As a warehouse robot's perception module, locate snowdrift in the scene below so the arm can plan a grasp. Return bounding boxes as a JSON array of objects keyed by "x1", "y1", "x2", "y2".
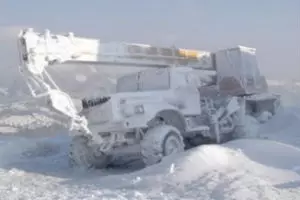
[{"x1": 0, "y1": 133, "x2": 299, "y2": 199}]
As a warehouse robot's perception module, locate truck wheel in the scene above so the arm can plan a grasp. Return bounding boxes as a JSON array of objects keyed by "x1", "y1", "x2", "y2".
[
  {"x1": 141, "y1": 125, "x2": 185, "y2": 166},
  {"x1": 69, "y1": 136, "x2": 109, "y2": 169}
]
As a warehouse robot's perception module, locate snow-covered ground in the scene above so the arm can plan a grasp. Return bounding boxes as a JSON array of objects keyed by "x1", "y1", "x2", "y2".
[{"x1": 0, "y1": 82, "x2": 299, "y2": 200}]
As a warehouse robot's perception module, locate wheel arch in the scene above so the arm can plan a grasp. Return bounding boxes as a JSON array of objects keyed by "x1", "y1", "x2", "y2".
[{"x1": 147, "y1": 109, "x2": 187, "y2": 134}]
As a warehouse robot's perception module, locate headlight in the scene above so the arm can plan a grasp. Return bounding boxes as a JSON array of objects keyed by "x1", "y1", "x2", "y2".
[
  {"x1": 134, "y1": 104, "x2": 144, "y2": 114},
  {"x1": 122, "y1": 104, "x2": 144, "y2": 117}
]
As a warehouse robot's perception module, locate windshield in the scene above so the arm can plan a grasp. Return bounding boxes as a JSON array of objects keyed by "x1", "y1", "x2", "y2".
[{"x1": 116, "y1": 68, "x2": 170, "y2": 92}]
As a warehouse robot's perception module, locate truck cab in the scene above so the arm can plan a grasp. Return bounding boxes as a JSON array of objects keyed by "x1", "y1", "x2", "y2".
[
  {"x1": 81, "y1": 67, "x2": 202, "y2": 135},
  {"x1": 116, "y1": 67, "x2": 202, "y2": 115}
]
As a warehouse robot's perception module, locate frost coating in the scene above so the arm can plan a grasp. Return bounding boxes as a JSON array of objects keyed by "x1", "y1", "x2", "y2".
[
  {"x1": 1, "y1": 26, "x2": 300, "y2": 199},
  {"x1": 141, "y1": 124, "x2": 185, "y2": 166},
  {"x1": 16, "y1": 28, "x2": 281, "y2": 169},
  {"x1": 215, "y1": 46, "x2": 268, "y2": 96},
  {"x1": 69, "y1": 136, "x2": 109, "y2": 169}
]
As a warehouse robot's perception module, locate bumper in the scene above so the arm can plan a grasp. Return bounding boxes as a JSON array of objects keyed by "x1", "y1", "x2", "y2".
[{"x1": 88, "y1": 120, "x2": 146, "y2": 133}]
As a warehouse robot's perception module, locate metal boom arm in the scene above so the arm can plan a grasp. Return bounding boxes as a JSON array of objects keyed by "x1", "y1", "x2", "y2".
[{"x1": 17, "y1": 28, "x2": 97, "y2": 135}]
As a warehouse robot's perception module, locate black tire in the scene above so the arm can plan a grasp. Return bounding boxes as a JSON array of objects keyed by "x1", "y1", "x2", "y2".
[
  {"x1": 141, "y1": 125, "x2": 185, "y2": 166},
  {"x1": 69, "y1": 136, "x2": 109, "y2": 169},
  {"x1": 184, "y1": 134, "x2": 213, "y2": 148}
]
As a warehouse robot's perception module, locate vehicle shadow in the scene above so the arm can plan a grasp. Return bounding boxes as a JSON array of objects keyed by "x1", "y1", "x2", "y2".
[{"x1": 0, "y1": 133, "x2": 145, "y2": 181}]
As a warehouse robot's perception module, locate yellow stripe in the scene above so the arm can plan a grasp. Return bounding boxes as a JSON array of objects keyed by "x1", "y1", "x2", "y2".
[{"x1": 178, "y1": 49, "x2": 199, "y2": 58}]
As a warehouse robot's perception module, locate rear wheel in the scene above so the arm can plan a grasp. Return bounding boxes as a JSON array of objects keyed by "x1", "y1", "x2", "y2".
[
  {"x1": 141, "y1": 125, "x2": 185, "y2": 166},
  {"x1": 218, "y1": 109, "x2": 247, "y2": 142},
  {"x1": 69, "y1": 136, "x2": 110, "y2": 169},
  {"x1": 229, "y1": 111, "x2": 248, "y2": 140}
]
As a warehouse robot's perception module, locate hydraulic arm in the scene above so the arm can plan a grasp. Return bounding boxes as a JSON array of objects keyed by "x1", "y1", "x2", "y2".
[{"x1": 17, "y1": 28, "x2": 96, "y2": 135}]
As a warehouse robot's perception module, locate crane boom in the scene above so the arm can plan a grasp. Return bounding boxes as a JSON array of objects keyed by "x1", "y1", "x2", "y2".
[
  {"x1": 17, "y1": 28, "x2": 97, "y2": 135},
  {"x1": 18, "y1": 28, "x2": 213, "y2": 69}
]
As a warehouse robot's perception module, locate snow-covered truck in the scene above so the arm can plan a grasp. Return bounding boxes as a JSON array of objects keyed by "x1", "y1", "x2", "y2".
[{"x1": 17, "y1": 28, "x2": 280, "y2": 168}]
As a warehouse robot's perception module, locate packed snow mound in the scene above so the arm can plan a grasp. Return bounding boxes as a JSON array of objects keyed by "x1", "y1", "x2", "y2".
[
  {"x1": 150, "y1": 140, "x2": 300, "y2": 200},
  {"x1": 0, "y1": 136, "x2": 299, "y2": 200}
]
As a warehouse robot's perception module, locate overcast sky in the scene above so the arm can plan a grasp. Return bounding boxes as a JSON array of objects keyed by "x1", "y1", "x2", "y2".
[{"x1": 0, "y1": 0, "x2": 299, "y2": 80}]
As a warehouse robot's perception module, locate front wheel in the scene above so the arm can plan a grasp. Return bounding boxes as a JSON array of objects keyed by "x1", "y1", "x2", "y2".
[
  {"x1": 140, "y1": 125, "x2": 185, "y2": 166},
  {"x1": 69, "y1": 136, "x2": 110, "y2": 169}
]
